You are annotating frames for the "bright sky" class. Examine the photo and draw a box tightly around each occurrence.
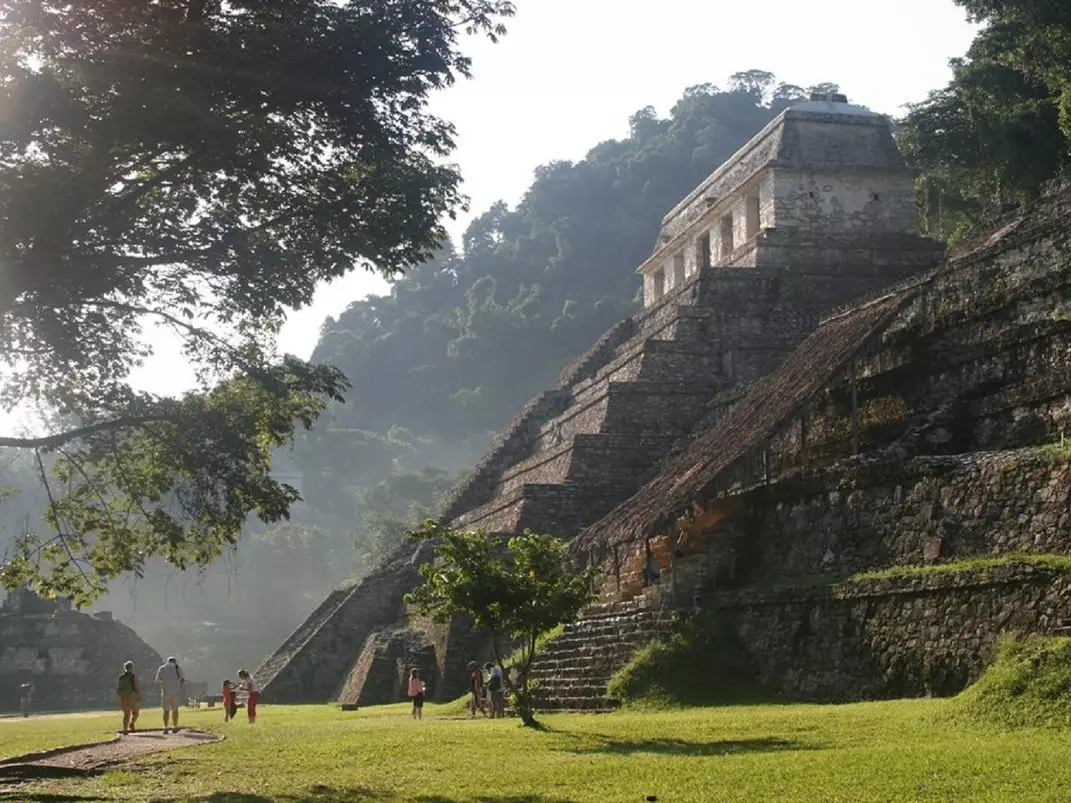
[20,0,984,407]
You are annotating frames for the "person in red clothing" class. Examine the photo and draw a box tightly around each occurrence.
[236,669,260,724]
[221,679,236,722]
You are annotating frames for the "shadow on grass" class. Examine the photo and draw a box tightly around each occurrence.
[0,792,111,803]
[163,792,570,803]
[0,795,110,803]
[152,786,389,802]
[565,735,818,757]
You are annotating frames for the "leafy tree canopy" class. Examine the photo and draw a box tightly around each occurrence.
[404,521,598,726]
[899,0,1071,239]
[0,0,514,605]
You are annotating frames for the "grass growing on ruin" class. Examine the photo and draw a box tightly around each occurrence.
[607,613,761,708]
[6,699,1071,801]
[850,551,1071,582]
[950,635,1071,730]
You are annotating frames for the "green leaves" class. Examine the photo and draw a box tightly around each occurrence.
[404,522,599,725]
[0,1,512,602]
[900,0,1071,238]
[1,360,348,607]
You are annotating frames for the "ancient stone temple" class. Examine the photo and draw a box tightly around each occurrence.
[0,588,162,713]
[638,94,922,304]
[258,94,1071,710]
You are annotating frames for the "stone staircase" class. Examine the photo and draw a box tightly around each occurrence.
[529,603,677,712]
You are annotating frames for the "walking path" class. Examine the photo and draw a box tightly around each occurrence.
[0,728,223,780]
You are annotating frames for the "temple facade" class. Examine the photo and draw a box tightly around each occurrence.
[640,94,922,306]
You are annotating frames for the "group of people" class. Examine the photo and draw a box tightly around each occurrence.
[114,656,260,734]
[406,660,509,720]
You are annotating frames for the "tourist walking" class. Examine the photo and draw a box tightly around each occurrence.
[236,669,260,724]
[116,661,141,734]
[466,661,486,718]
[485,661,505,718]
[19,682,34,718]
[408,668,426,720]
[155,656,186,733]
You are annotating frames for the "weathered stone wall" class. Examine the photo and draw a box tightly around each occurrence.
[337,629,438,708]
[0,606,163,713]
[746,450,1071,584]
[590,449,1071,608]
[259,544,429,703]
[771,168,917,235]
[711,564,1071,700]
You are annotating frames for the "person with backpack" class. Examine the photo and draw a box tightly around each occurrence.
[115,661,141,734]
[485,661,505,718]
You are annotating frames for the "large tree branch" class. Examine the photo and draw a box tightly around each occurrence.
[0,415,172,450]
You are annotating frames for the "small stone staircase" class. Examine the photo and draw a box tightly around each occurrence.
[529,603,677,712]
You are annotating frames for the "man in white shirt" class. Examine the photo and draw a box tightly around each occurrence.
[155,656,185,733]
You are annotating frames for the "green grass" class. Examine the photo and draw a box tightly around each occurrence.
[6,697,1071,801]
[0,708,128,759]
[950,635,1071,730]
[607,613,761,708]
[850,551,1071,582]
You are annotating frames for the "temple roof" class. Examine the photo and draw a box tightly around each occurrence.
[651,98,909,256]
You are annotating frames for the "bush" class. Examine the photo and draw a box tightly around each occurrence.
[950,636,1071,729]
[606,612,762,708]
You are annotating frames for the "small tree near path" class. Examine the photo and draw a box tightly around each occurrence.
[404,521,599,727]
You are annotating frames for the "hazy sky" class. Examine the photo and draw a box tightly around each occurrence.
[40,0,985,405]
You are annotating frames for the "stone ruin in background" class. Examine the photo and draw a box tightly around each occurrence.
[0,587,162,713]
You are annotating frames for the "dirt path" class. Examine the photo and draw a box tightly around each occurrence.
[0,728,223,780]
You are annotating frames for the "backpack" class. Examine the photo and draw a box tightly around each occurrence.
[116,671,135,695]
[488,672,502,692]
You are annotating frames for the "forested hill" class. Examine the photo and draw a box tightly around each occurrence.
[297,72,843,557]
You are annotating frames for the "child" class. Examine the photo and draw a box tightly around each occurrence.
[407,668,426,720]
[221,679,236,722]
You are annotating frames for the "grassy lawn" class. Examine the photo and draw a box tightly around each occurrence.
[1,699,1070,802]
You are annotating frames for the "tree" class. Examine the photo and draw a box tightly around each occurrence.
[404,522,599,727]
[899,0,1071,239]
[0,0,515,605]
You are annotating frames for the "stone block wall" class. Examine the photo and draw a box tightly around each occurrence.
[0,609,162,713]
[746,450,1071,585]
[337,629,438,708]
[712,564,1071,700]
[259,544,428,703]
[771,168,918,235]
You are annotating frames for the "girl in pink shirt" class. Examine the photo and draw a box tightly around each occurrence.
[408,668,426,720]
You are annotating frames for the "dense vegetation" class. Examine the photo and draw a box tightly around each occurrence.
[900,0,1071,240]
